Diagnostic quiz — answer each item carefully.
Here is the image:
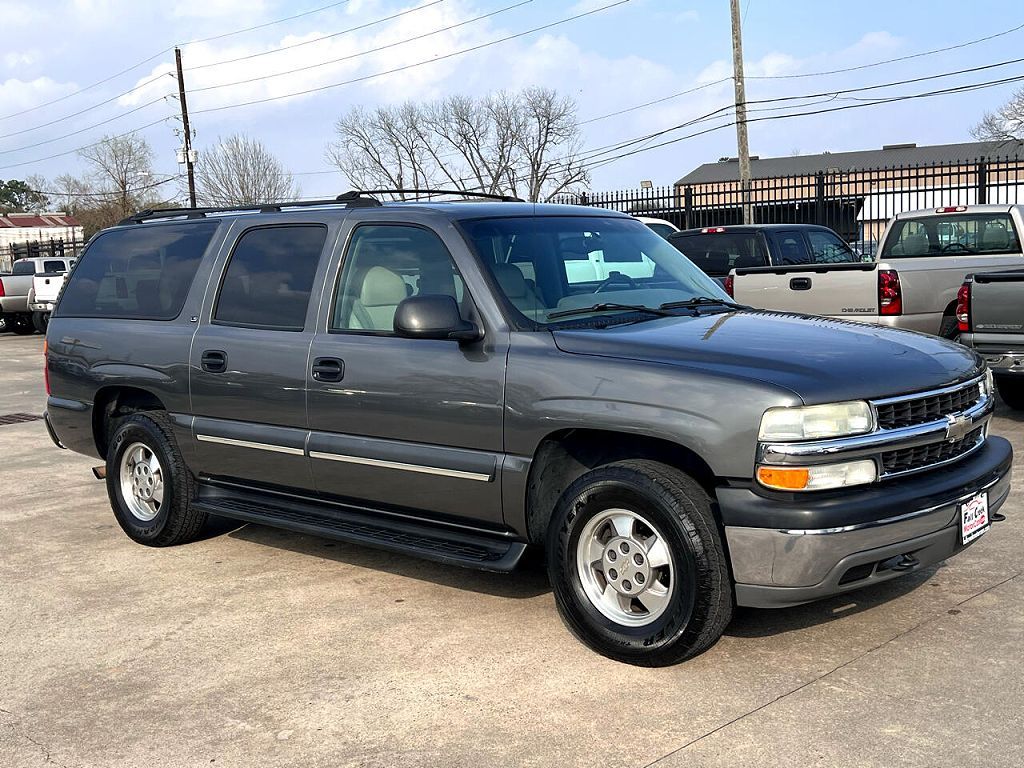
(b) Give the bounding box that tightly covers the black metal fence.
[557,156,1024,244]
[1,237,88,273]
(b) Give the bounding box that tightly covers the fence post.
[684,185,693,230]
[814,171,825,226]
[579,191,589,207]
[976,161,988,205]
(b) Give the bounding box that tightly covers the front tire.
[996,375,1024,411]
[546,460,733,666]
[106,412,207,546]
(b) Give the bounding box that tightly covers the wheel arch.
[524,428,718,545]
[92,385,168,457]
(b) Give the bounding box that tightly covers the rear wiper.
[659,297,747,311]
[547,302,678,320]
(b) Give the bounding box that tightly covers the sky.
[1,0,1022,204]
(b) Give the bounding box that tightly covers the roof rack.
[117,188,520,225]
[117,191,383,226]
[354,188,524,202]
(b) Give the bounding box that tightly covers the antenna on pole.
[174,47,197,208]
[729,0,753,225]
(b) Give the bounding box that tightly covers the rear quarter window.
[55,221,219,320]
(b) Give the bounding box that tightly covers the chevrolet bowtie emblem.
[944,413,973,442]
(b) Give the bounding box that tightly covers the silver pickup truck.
[0,256,76,334]
[958,271,1024,409]
[729,205,1024,338]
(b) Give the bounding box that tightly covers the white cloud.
[3,51,37,70]
[0,77,79,117]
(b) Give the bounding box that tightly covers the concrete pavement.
[1,333,1022,768]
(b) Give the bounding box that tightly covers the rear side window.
[669,232,768,276]
[214,225,327,331]
[882,214,1021,258]
[56,222,219,319]
[12,261,35,275]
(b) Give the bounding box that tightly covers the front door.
[306,222,507,524]
[190,223,329,491]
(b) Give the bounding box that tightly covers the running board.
[193,488,526,573]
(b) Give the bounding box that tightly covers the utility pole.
[729,0,753,224]
[174,47,197,208]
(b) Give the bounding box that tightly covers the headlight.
[758,401,874,441]
[757,459,877,491]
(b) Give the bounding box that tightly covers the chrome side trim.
[309,451,492,482]
[869,373,985,407]
[779,471,1008,536]
[196,434,305,456]
[759,394,993,465]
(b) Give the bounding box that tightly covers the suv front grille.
[880,426,985,476]
[874,381,982,431]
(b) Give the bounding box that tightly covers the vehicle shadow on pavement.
[222,519,553,598]
[725,565,940,638]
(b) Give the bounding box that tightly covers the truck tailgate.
[33,273,65,303]
[970,272,1024,347]
[731,262,879,318]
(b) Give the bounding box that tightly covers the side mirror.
[394,295,482,343]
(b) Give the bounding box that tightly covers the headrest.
[492,263,528,298]
[982,226,1010,250]
[359,266,408,307]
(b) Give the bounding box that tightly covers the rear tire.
[938,315,959,341]
[106,411,207,546]
[546,459,733,666]
[996,375,1024,411]
[10,314,35,335]
[32,311,49,334]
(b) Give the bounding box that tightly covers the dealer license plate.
[960,492,990,545]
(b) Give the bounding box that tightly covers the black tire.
[996,375,1024,411]
[546,459,733,666]
[32,311,49,334]
[10,314,35,335]
[938,314,959,341]
[105,411,207,546]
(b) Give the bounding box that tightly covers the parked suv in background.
[44,192,1012,666]
[728,206,1024,338]
[667,223,860,287]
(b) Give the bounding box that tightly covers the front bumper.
[719,435,1012,608]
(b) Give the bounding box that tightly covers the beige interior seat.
[492,263,546,314]
[350,266,408,330]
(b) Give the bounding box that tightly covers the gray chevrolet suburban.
[44,191,1013,666]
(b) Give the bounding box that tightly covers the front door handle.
[790,277,812,291]
[201,350,227,373]
[312,357,345,383]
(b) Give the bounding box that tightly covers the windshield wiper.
[659,297,747,311]
[547,302,678,320]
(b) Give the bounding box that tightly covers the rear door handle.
[201,350,227,373]
[312,357,345,383]
[790,277,812,291]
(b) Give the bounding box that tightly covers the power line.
[748,21,1024,81]
[191,0,632,116]
[184,0,352,46]
[190,1,531,94]
[30,174,183,200]
[187,0,448,72]
[579,78,732,125]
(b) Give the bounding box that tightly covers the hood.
[552,311,983,404]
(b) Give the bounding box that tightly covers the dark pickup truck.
[958,271,1024,410]
[43,192,1012,666]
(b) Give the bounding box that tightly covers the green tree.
[0,179,50,212]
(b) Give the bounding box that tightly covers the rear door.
[306,217,507,524]
[189,222,332,492]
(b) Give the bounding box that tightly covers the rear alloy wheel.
[547,459,733,666]
[996,375,1024,411]
[106,412,207,546]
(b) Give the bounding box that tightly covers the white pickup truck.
[728,205,1024,338]
[1,256,76,334]
[28,262,77,332]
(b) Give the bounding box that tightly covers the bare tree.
[326,88,589,201]
[972,87,1024,142]
[195,134,299,206]
[78,134,156,220]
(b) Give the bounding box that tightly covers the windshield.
[881,213,1021,257]
[460,216,732,326]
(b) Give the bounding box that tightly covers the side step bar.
[193,487,527,573]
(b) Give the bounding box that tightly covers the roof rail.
[351,188,524,202]
[117,192,382,226]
